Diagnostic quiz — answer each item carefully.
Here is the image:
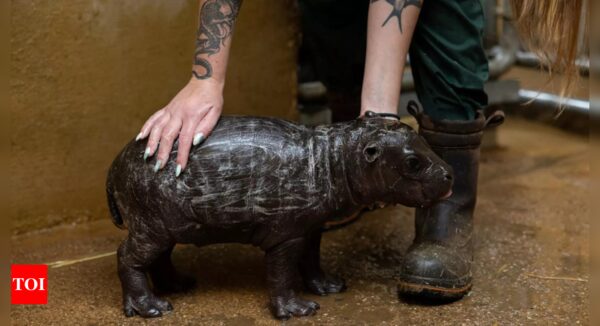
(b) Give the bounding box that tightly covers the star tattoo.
[371,0,422,33]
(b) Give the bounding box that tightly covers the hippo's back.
[107,116,327,232]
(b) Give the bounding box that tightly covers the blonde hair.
[509,0,587,99]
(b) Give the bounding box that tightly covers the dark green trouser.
[299,0,489,121]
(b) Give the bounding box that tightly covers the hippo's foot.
[270,295,320,320]
[304,273,347,296]
[153,272,196,294]
[123,294,173,318]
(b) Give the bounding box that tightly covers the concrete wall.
[9,0,298,234]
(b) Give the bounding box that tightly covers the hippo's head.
[346,116,453,208]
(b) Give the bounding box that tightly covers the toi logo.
[11,265,48,305]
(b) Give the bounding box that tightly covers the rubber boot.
[398,102,504,300]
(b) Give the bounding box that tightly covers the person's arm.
[137,0,242,175]
[361,0,422,115]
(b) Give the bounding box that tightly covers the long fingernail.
[135,132,143,141]
[193,133,205,146]
[175,164,182,177]
[153,160,162,172]
[143,147,151,160]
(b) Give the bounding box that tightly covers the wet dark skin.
[107,114,452,320]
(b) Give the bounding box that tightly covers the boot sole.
[397,279,471,301]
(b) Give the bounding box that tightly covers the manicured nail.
[153,160,162,172]
[135,132,143,141]
[193,133,205,146]
[143,147,151,160]
[175,164,182,177]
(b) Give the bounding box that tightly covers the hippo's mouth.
[441,189,453,199]
[418,186,452,207]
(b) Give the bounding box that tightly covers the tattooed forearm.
[370,0,422,33]
[193,0,242,80]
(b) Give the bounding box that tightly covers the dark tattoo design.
[371,0,422,33]
[193,0,242,79]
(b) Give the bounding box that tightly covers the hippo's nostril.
[444,173,453,181]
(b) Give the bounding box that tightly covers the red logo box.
[11,265,48,305]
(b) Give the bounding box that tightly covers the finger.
[192,107,221,147]
[137,110,165,141]
[145,113,169,160]
[155,117,183,171]
[174,121,196,176]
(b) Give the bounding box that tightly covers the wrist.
[188,76,225,91]
[360,103,399,116]
[360,87,400,116]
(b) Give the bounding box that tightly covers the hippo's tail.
[106,183,125,229]
[106,186,125,229]
[106,164,125,229]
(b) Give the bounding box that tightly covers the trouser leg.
[409,0,489,121]
[398,0,498,300]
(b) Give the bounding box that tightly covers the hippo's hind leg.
[149,246,196,294]
[266,238,320,320]
[117,235,174,318]
[299,231,346,296]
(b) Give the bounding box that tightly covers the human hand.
[136,78,224,176]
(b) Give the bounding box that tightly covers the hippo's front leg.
[299,231,347,295]
[265,238,320,320]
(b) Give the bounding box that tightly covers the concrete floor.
[11,118,589,325]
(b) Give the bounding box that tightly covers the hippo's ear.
[363,142,381,163]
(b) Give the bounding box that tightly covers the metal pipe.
[488,44,517,79]
[298,81,327,102]
[516,51,590,76]
[518,89,589,115]
[401,69,415,92]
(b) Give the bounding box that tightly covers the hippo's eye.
[404,155,422,173]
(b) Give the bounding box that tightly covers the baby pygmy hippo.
[106,112,453,320]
